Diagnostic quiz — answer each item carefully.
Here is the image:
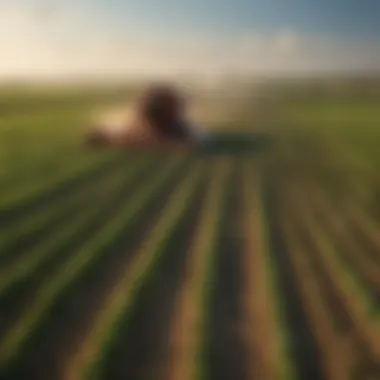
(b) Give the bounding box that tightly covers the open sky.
[0,0,379,80]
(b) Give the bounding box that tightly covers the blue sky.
[0,0,379,79]
[84,0,380,38]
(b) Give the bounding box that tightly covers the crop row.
[281,182,380,379]
[0,153,142,253]
[0,150,124,221]
[0,156,161,296]
[1,155,300,380]
[0,155,190,370]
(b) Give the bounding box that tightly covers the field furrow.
[166,158,230,380]
[0,154,146,264]
[0,157,157,297]
[280,207,354,380]
[291,188,380,378]
[242,162,287,380]
[1,157,200,380]
[0,152,123,227]
[0,156,188,371]
[345,205,380,267]
[262,177,325,380]
[94,170,209,380]
[310,190,380,303]
[0,157,169,341]
[60,160,205,380]
[205,158,247,380]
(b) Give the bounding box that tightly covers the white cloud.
[0,4,379,81]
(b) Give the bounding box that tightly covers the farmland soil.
[0,158,192,380]
[0,158,164,342]
[205,163,248,380]
[296,217,380,378]
[262,176,325,380]
[0,153,125,227]
[0,156,129,267]
[97,174,209,380]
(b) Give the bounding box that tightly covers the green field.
[0,81,380,380]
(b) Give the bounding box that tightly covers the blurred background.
[0,1,380,380]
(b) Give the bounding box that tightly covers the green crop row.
[309,189,380,315]
[290,185,380,372]
[0,156,188,368]
[0,157,155,298]
[244,162,297,380]
[69,162,207,380]
[0,154,133,253]
[0,151,120,210]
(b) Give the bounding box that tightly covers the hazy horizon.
[1,1,379,82]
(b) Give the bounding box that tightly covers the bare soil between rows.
[0,158,166,342]
[0,159,192,380]
[262,176,325,380]
[204,163,248,380]
[97,174,209,380]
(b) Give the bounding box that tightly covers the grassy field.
[0,81,380,380]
